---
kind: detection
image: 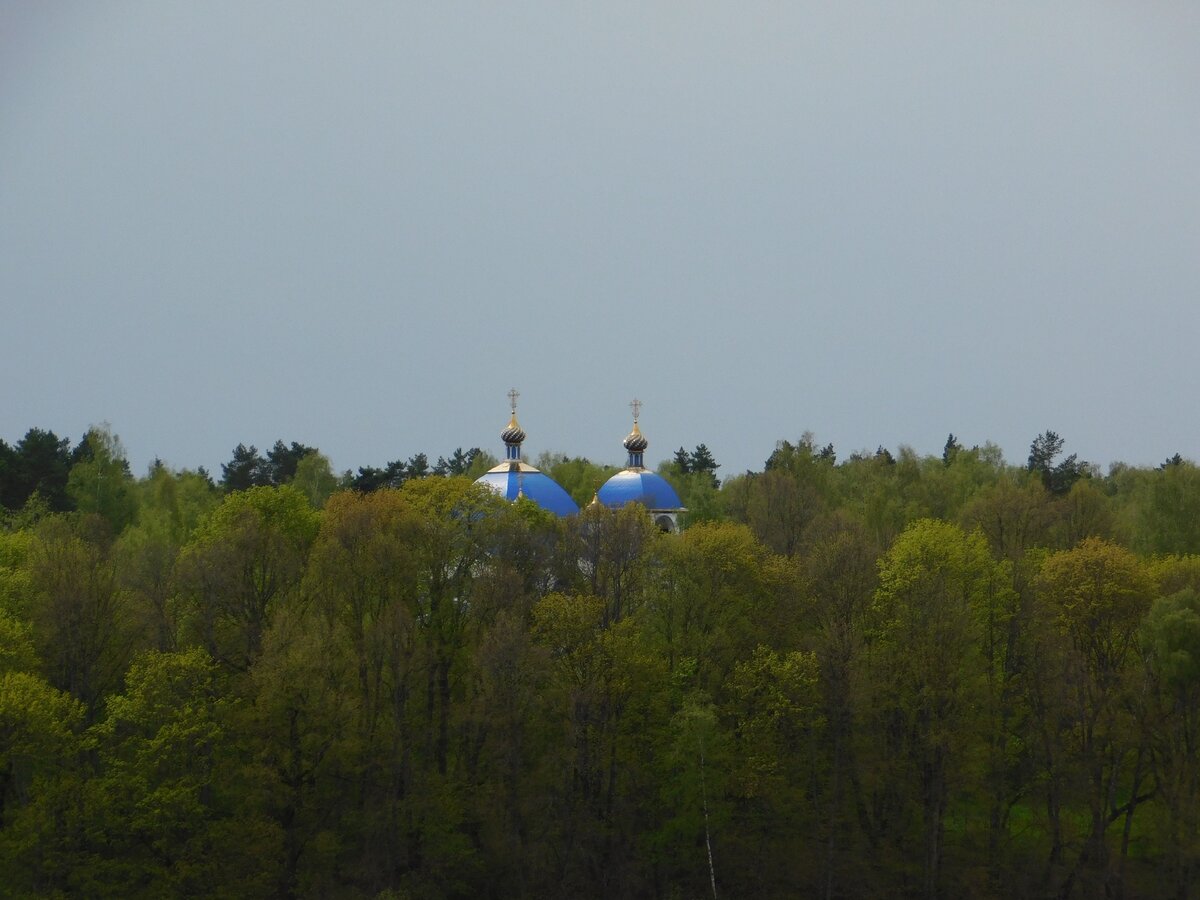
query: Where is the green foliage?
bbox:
[1143,588,1200,689]
[26,517,133,712]
[1027,430,1087,496]
[536,453,618,508]
[4,425,1200,896]
[291,451,339,509]
[266,440,316,486]
[869,519,1005,895]
[220,443,270,491]
[66,424,137,533]
[0,670,84,866]
[0,610,37,676]
[1133,461,1200,555]
[177,486,320,671]
[0,428,74,512]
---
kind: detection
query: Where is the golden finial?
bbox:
[623,398,648,454]
[505,388,523,432]
[501,388,526,447]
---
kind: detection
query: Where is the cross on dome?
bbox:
[623,398,648,459]
[500,388,526,456]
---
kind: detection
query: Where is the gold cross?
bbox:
[630,398,642,422]
[508,388,520,415]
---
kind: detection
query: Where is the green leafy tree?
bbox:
[1134,461,1200,555]
[801,511,879,896]
[662,465,723,527]
[538,453,617,508]
[723,646,823,894]
[574,503,658,625]
[647,522,793,687]
[298,488,426,892]
[87,648,278,898]
[26,517,133,715]
[66,424,136,534]
[0,671,84,850]
[869,519,1001,898]
[248,604,360,898]
[291,452,339,509]
[1034,538,1153,896]
[265,440,316,486]
[177,486,320,671]
[1141,588,1200,899]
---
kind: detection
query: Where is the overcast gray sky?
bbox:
[2,2,1198,477]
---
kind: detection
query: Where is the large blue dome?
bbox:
[597,469,682,511]
[475,391,579,517]
[477,463,579,517]
[598,403,683,514]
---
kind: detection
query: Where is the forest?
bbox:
[2,424,1200,899]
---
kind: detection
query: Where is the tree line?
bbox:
[2,424,1200,898]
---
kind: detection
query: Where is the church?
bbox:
[474,390,685,531]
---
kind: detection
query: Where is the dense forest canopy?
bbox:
[2,424,1200,898]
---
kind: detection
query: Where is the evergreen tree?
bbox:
[6,428,74,511]
[265,440,315,486]
[406,452,430,479]
[942,432,962,466]
[1161,452,1186,469]
[220,444,269,492]
[1027,430,1086,495]
[689,444,720,487]
[0,439,14,510]
[434,447,480,476]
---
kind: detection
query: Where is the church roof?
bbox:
[473,388,579,517]
[477,464,580,517]
[597,399,683,511]
[597,468,682,511]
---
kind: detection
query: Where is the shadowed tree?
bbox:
[868,519,1002,899]
[1141,588,1200,900]
[1028,431,1087,497]
[26,517,133,716]
[265,441,316,486]
[1034,538,1153,898]
[177,486,320,672]
[221,444,270,492]
[2,429,73,512]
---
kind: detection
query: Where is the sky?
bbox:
[2,2,1198,478]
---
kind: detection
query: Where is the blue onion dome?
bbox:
[474,389,579,518]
